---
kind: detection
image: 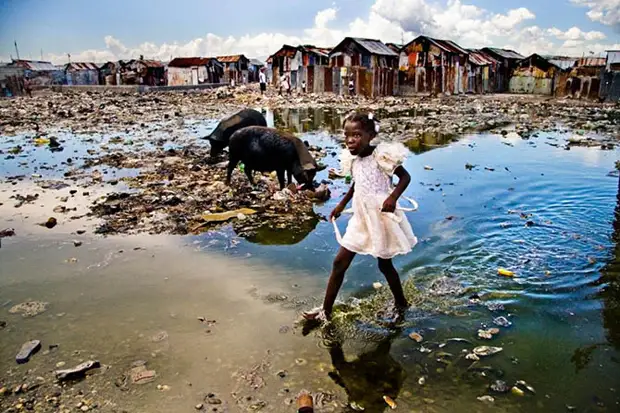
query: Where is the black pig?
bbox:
[203,109,267,158]
[226,126,317,190]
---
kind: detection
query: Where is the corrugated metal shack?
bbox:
[99,61,128,85]
[329,37,398,97]
[248,58,264,83]
[299,45,331,93]
[217,55,249,84]
[167,57,223,86]
[0,63,26,97]
[399,36,469,96]
[600,50,620,102]
[481,48,524,92]
[467,50,499,94]
[10,59,64,86]
[122,59,165,86]
[270,45,302,89]
[65,62,99,85]
[509,54,576,96]
[565,57,606,99]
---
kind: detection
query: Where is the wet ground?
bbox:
[1,93,620,412]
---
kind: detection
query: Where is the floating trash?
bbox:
[516,380,536,394]
[493,316,512,327]
[473,346,503,357]
[477,395,495,403]
[490,380,510,393]
[497,268,515,277]
[383,396,397,409]
[511,387,525,396]
[409,332,424,343]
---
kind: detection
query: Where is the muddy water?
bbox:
[1,107,620,412]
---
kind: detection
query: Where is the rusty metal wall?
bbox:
[600,72,620,102]
[509,75,553,94]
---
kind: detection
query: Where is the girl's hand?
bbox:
[382,195,397,213]
[330,204,345,221]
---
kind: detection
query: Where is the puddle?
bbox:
[1,106,620,412]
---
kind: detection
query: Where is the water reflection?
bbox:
[271,107,345,134]
[232,215,320,245]
[404,132,458,154]
[326,331,405,412]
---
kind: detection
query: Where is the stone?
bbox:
[129,365,157,384]
[16,340,41,364]
[195,404,204,410]
[73,240,82,247]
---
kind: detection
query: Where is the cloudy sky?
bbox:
[0,0,619,64]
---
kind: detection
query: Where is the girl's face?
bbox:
[344,120,373,155]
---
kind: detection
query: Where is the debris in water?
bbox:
[424,165,434,170]
[201,208,258,224]
[383,395,397,409]
[466,353,480,361]
[9,301,49,317]
[511,387,525,396]
[409,332,424,343]
[297,391,314,412]
[0,228,15,238]
[477,395,495,403]
[129,365,157,384]
[42,217,58,229]
[516,380,536,394]
[55,360,101,381]
[490,380,510,393]
[372,282,383,290]
[473,346,503,357]
[418,377,426,386]
[15,340,41,364]
[493,316,512,327]
[497,268,515,277]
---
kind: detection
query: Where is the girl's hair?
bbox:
[343,112,379,137]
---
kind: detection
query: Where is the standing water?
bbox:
[1,107,619,412]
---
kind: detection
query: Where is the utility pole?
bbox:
[40,49,43,60]
[68,53,71,63]
[14,41,20,60]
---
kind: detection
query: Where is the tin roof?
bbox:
[542,55,579,71]
[482,47,525,60]
[468,49,499,66]
[386,43,404,52]
[301,45,332,57]
[330,37,397,57]
[577,57,606,67]
[12,59,58,71]
[249,58,264,66]
[66,62,99,71]
[407,36,469,55]
[168,57,221,67]
[217,55,247,63]
[128,59,164,68]
[272,46,298,58]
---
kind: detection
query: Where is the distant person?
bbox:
[230,78,236,88]
[259,70,267,95]
[348,78,355,96]
[301,80,307,94]
[279,74,287,95]
[303,112,416,322]
[23,77,32,98]
[286,75,291,96]
[242,74,247,84]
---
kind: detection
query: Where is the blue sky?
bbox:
[0,0,618,63]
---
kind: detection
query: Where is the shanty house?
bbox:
[400,36,469,96]
[481,48,524,92]
[10,59,64,86]
[299,45,331,93]
[248,59,264,82]
[600,50,620,101]
[99,60,128,85]
[0,63,26,96]
[565,57,606,99]
[270,45,302,89]
[509,54,577,96]
[64,62,99,85]
[217,55,249,84]
[122,59,165,86]
[167,57,223,86]
[329,37,398,97]
[467,50,499,94]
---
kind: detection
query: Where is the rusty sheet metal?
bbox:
[483,47,524,60]
[543,56,578,71]
[577,57,606,67]
[217,55,246,63]
[468,50,497,66]
[330,38,397,58]
[168,57,221,67]
[66,62,99,71]
[12,60,57,71]
[272,46,297,58]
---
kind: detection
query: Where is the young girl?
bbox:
[304,112,418,322]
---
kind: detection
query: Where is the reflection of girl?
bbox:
[304,112,417,322]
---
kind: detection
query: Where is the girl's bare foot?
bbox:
[302,307,328,321]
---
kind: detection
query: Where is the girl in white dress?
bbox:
[304,112,418,322]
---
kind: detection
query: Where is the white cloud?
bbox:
[571,0,620,29]
[1,1,617,65]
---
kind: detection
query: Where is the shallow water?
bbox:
[1,107,619,412]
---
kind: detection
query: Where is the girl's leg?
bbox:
[304,247,356,320]
[378,258,408,308]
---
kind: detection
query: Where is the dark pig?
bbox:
[226,126,317,190]
[203,109,267,158]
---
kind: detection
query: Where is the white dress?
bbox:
[337,142,418,259]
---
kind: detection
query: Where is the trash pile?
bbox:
[88,144,330,235]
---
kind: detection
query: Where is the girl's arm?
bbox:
[331,184,355,220]
[382,166,411,212]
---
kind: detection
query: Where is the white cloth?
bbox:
[337,142,418,259]
[259,72,266,83]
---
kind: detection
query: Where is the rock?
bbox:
[129,365,157,384]
[16,340,41,364]
[151,330,168,342]
[473,346,503,357]
[53,205,67,213]
[195,404,204,410]
[55,360,101,381]
[81,405,89,412]
[0,228,15,238]
[44,217,58,229]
